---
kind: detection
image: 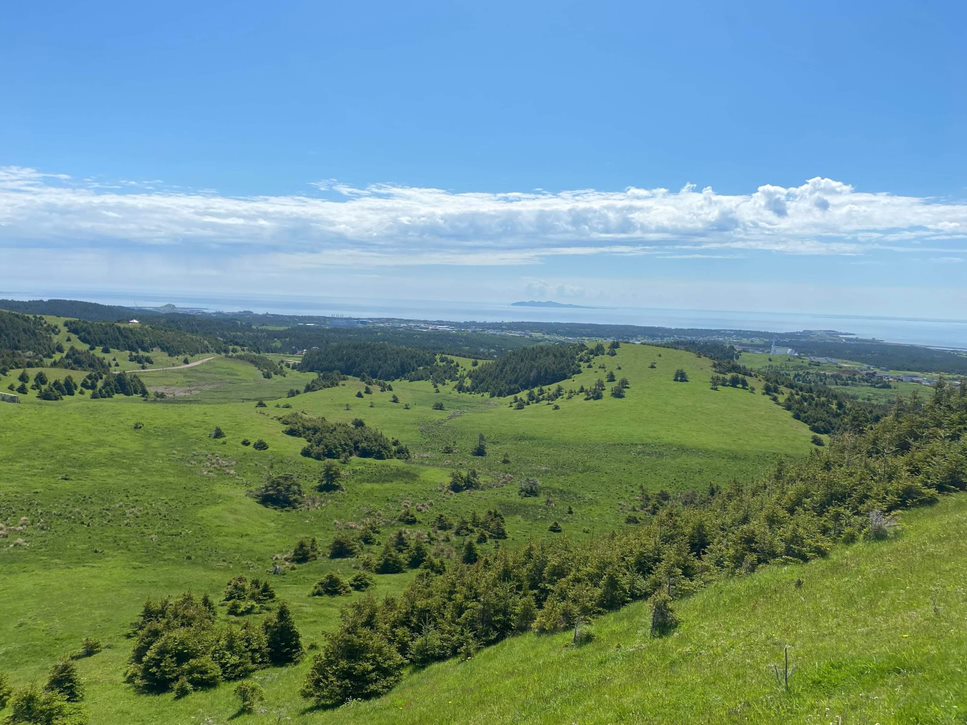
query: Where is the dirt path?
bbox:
[137,356,218,373]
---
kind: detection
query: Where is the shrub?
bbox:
[252,439,269,451]
[300,600,404,706]
[211,426,226,440]
[234,681,264,714]
[311,574,350,597]
[398,506,418,525]
[45,660,83,702]
[448,469,481,493]
[432,401,445,410]
[461,540,479,565]
[548,521,562,533]
[73,638,102,659]
[519,478,541,497]
[284,412,407,461]
[290,537,319,564]
[349,572,374,591]
[255,400,267,408]
[224,576,276,611]
[213,622,268,680]
[369,542,404,574]
[318,461,343,492]
[650,592,678,637]
[0,672,11,709]
[471,433,487,457]
[241,439,251,446]
[254,474,304,509]
[125,591,269,693]
[328,535,357,559]
[173,677,192,699]
[7,685,71,724]
[289,387,967,704]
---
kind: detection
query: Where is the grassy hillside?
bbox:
[320,494,967,724]
[0,341,819,721]
[326,495,967,723]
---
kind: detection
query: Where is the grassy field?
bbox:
[1,342,820,721]
[739,351,936,402]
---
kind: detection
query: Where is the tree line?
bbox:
[299,342,441,380]
[228,352,287,378]
[467,343,586,397]
[64,320,213,357]
[0,311,58,368]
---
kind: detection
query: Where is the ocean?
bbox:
[5,291,967,349]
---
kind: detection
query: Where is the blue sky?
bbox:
[2,1,966,319]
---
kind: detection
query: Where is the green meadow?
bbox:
[0,342,820,721]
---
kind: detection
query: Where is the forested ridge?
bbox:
[299,342,440,380]
[52,347,112,373]
[775,338,967,374]
[0,311,58,366]
[64,320,215,357]
[467,343,585,397]
[0,298,160,322]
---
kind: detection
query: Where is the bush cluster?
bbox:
[126,594,302,694]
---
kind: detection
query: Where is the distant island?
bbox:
[511,300,591,309]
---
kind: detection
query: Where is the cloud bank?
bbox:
[1,167,966,266]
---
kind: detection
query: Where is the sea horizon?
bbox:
[4,289,967,350]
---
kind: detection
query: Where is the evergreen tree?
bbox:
[290,537,319,564]
[461,539,479,564]
[234,681,264,714]
[263,602,303,665]
[45,660,83,702]
[472,433,487,457]
[318,461,343,492]
[7,686,71,724]
[328,535,357,559]
[650,592,679,637]
[300,600,404,706]
[311,573,350,597]
[255,474,303,509]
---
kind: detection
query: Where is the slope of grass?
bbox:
[319,494,967,724]
[0,342,821,721]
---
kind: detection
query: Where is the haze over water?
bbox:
[11,290,966,350]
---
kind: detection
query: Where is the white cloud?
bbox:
[1,167,966,266]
